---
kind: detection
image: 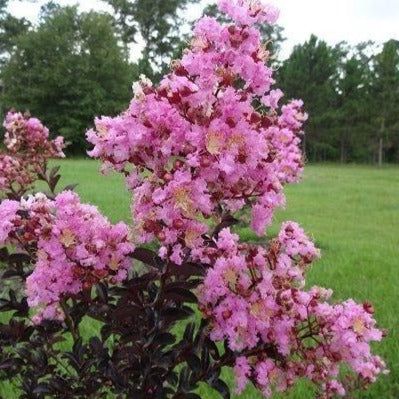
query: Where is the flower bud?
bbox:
[363,302,375,314]
[173,219,184,229]
[200,157,211,168]
[163,172,173,182]
[157,231,166,242]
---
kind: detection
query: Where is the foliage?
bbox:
[279,36,399,163]
[0,6,133,153]
[103,0,195,79]
[371,39,399,163]
[278,35,342,161]
[0,1,388,398]
[0,0,30,67]
[324,42,374,163]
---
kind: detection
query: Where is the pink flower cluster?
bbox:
[3,111,65,158]
[85,0,386,396]
[86,0,305,261]
[0,111,65,197]
[198,225,387,398]
[218,0,280,26]
[0,155,33,196]
[0,191,133,322]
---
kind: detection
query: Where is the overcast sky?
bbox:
[7,0,399,59]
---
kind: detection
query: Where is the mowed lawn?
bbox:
[1,160,398,398]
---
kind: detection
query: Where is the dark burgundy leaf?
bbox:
[154,332,176,346]
[8,253,31,265]
[212,214,239,238]
[132,247,163,269]
[210,379,230,399]
[186,354,201,373]
[63,184,78,191]
[164,287,198,304]
[33,384,52,395]
[0,247,9,261]
[49,166,61,179]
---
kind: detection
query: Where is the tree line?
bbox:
[279,37,399,164]
[0,0,398,163]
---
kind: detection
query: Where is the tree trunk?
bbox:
[378,118,385,167]
[378,138,383,167]
[340,137,346,163]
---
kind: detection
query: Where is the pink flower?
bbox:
[0,199,20,244]
[234,357,251,394]
[0,112,65,197]
[0,191,134,323]
[278,221,320,261]
[262,89,284,109]
[198,224,386,398]
[218,0,279,26]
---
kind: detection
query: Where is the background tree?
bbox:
[102,0,195,79]
[0,0,31,117]
[39,0,61,19]
[371,39,399,165]
[0,0,30,66]
[1,5,134,152]
[278,35,342,161]
[334,42,374,163]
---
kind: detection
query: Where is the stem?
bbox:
[60,299,80,343]
[139,262,171,394]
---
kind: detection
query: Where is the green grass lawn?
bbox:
[1,160,398,398]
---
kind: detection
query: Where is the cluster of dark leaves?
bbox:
[36,165,77,200]
[0,205,240,399]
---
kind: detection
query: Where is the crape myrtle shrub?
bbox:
[0,1,387,398]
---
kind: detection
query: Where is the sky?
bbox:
[7,0,399,59]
